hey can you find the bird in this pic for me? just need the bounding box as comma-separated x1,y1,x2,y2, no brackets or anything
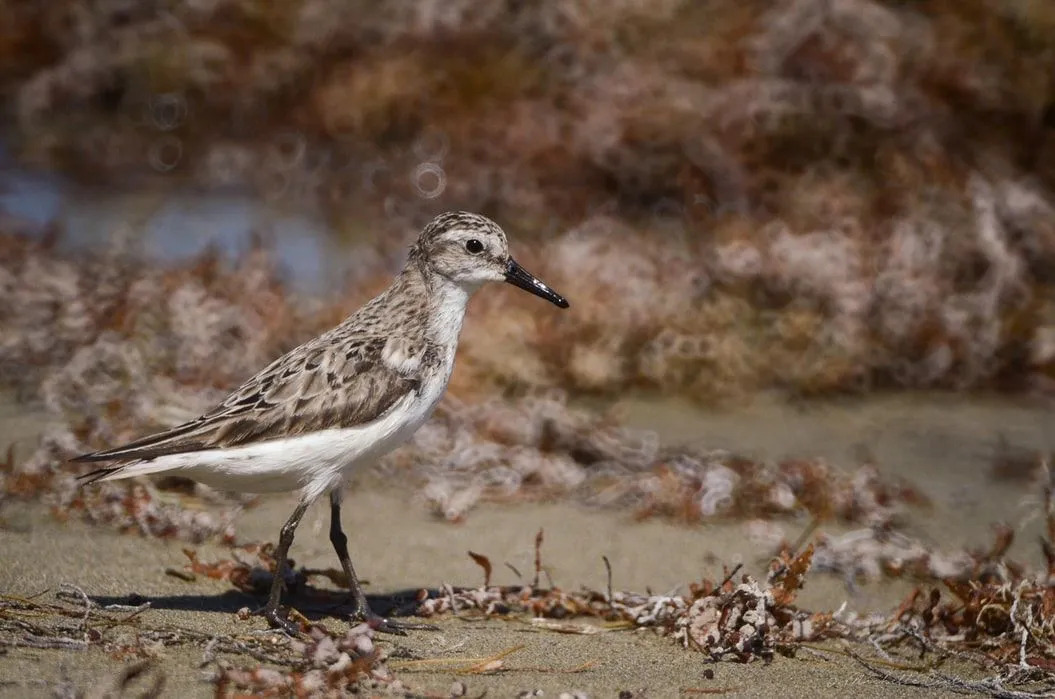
71,211,569,635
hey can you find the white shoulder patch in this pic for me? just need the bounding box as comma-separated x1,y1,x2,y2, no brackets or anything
381,336,422,374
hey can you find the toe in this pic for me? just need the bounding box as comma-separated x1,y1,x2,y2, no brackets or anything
363,613,438,635
263,610,301,636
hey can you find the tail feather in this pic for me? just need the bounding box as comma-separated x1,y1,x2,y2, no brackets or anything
69,440,205,464
73,458,188,484
68,417,211,464
76,467,122,484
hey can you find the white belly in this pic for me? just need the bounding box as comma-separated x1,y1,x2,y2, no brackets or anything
104,366,453,503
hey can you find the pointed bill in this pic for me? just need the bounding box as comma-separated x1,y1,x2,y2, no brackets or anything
504,258,569,308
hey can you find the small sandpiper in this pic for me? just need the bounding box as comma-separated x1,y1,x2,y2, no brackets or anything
72,211,569,635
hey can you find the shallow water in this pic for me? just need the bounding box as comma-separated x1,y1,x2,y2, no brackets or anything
0,152,369,293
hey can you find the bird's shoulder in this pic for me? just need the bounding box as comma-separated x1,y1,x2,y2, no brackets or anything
193,314,440,441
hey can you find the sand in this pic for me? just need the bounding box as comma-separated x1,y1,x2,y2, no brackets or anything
2,392,1051,697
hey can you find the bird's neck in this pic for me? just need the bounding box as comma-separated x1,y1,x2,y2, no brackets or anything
393,257,471,349
426,280,471,349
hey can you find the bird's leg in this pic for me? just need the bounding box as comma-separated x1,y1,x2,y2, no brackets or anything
261,499,310,635
328,490,436,635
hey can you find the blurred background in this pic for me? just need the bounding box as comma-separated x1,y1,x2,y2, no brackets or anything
6,4,1055,692
1,0,1055,530
3,0,1055,402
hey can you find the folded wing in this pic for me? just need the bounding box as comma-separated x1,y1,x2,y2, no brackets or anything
71,334,422,465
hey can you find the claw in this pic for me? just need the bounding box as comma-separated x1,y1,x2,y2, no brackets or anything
363,611,438,635
348,600,437,635
250,605,302,637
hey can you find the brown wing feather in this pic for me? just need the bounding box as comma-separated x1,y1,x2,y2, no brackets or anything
71,333,423,464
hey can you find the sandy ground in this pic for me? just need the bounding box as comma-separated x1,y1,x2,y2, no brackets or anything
1,392,1052,697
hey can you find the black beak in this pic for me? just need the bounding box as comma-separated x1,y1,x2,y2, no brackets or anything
504,258,569,308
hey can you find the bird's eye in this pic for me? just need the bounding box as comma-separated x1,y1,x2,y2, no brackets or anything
465,239,484,254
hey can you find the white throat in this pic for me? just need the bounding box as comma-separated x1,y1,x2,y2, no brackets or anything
426,279,473,348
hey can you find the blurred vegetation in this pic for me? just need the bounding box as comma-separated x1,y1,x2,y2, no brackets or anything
3,0,1055,402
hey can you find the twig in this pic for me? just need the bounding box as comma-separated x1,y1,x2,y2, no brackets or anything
56,583,93,631
789,518,820,557
445,583,459,617
847,647,1049,699
389,644,525,674
513,660,598,673
118,602,152,623
869,635,896,663
798,643,933,672
8,634,88,650
468,551,493,588
164,568,195,582
533,528,544,589
1009,583,1032,670
719,563,743,589
461,644,526,675
681,689,734,695
602,555,613,604
200,637,219,667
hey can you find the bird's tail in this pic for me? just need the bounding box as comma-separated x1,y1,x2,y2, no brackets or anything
76,467,122,485
74,459,183,485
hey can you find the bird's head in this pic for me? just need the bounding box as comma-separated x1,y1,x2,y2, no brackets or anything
414,211,569,308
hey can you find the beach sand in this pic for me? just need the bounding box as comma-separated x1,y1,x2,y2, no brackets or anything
1,392,1051,697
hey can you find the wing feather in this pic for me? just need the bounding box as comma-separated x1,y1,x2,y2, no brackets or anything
71,332,427,465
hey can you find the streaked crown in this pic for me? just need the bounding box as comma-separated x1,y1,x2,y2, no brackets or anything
418,211,506,247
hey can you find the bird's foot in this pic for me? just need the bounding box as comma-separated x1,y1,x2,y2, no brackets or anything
363,612,438,635
251,605,303,637
351,605,438,635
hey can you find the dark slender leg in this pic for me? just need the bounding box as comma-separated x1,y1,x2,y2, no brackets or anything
261,499,310,635
328,490,436,635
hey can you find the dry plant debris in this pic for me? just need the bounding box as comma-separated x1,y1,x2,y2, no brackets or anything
4,475,1055,694
174,522,1055,694
412,520,1055,694
406,542,823,666
0,586,398,697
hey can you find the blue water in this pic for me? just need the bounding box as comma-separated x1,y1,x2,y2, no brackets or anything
0,142,352,293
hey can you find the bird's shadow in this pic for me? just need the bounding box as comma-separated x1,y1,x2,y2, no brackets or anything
90,578,439,622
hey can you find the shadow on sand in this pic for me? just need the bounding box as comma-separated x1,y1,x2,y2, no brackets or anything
89,583,438,622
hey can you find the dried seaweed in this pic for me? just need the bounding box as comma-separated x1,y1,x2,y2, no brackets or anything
7,491,1055,695
0,587,388,696
1,0,1055,404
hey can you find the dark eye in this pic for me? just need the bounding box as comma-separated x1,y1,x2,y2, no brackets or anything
465,239,484,254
